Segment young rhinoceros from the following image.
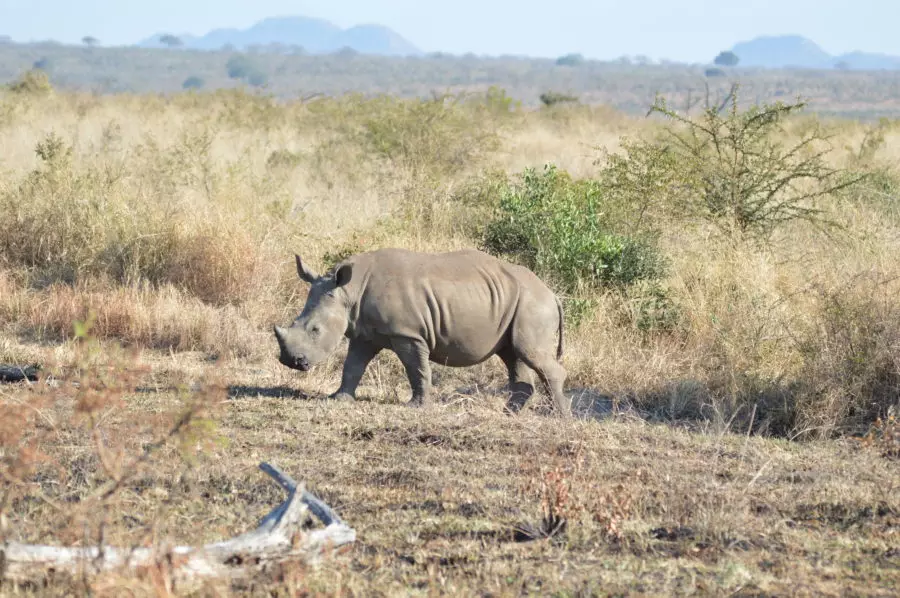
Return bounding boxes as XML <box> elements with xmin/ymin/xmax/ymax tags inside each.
<box><xmin>273</xmin><ymin>248</ymin><xmax>570</xmax><ymax>417</ymax></box>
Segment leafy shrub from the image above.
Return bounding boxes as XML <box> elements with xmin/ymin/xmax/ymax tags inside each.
<box><xmin>7</xmin><ymin>69</ymin><xmax>54</xmax><ymax>95</ymax></box>
<box><xmin>266</xmin><ymin>148</ymin><xmax>303</xmax><ymax>170</ymax></box>
<box><xmin>359</xmin><ymin>94</ymin><xmax>503</xmax><ymax>178</ymax></box>
<box><xmin>555</xmin><ymin>53</ymin><xmax>585</xmax><ymax>67</ymax></box>
<box><xmin>226</xmin><ymin>54</ymin><xmax>268</xmax><ymax>86</ymax></box>
<box><xmin>481</xmin><ymin>86</ymin><xmax>521</xmax><ymax>116</ymax></box>
<box><xmin>540</xmin><ymin>92</ymin><xmax>579</xmax><ymax>107</ymax></box>
<box><xmin>705</xmin><ymin>68</ymin><xmax>726</xmax><ymax>78</ymax></box>
<box><xmin>623</xmin><ymin>281</ymin><xmax>681</xmax><ymax>333</ymax></box>
<box><xmin>481</xmin><ymin>164</ymin><xmax>666</xmax><ymax>294</ymax></box>
<box><xmin>246</xmin><ymin>70</ymin><xmax>269</xmax><ymax>88</ymax></box>
<box><xmin>32</xmin><ymin>57</ymin><xmax>53</xmax><ymax>72</ymax></box>
<box><xmin>226</xmin><ymin>55</ymin><xmax>254</xmax><ymax>79</ymax></box>
<box><xmin>713</xmin><ymin>51</ymin><xmax>740</xmax><ymax>67</ymax></box>
<box><xmin>597</xmin><ymin>138</ymin><xmax>683</xmax><ymax>231</ymax></box>
<box><xmin>182</xmin><ymin>76</ymin><xmax>205</xmax><ymax>90</ymax></box>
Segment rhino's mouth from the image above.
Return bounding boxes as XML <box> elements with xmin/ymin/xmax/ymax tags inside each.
<box><xmin>278</xmin><ymin>353</ymin><xmax>311</xmax><ymax>372</ymax></box>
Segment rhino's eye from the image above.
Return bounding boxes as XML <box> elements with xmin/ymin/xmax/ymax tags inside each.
<box><xmin>310</xmin><ymin>325</ymin><xmax>320</xmax><ymax>336</ymax></box>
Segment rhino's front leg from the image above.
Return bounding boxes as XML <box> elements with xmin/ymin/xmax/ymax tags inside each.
<box><xmin>330</xmin><ymin>339</ymin><xmax>381</xmax><ymax>402</ymax></box>
<box><xmin>391</xmin><ymin>338</ymin><xmax>432</xmax><ymax>407</ymax></box>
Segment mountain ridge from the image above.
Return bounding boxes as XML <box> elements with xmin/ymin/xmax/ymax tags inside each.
<box><xmin>729</xmin><ymin>35</ymin><xmax>900</xmax><ymax>70</ymax></box>
<box><xmin>137</xmin><ymin>15</ymin><xmax>421</xmax><ymax>56</ymax></box>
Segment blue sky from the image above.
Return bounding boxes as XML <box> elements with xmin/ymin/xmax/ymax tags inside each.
<box><xmin>0</xmin><ymin>1</ymin><xmax>895</xmax><ymax>62</ymax></box>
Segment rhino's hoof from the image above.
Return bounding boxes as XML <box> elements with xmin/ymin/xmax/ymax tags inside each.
<box><xmin>503</xmin><ymin>404</ymin><xmax>523</xmax><ymax>417</ymax></box>
<box><xmin>329</xmin><ymin>392</ymin><xmax>355</xmax><ymax>403</ymax></box>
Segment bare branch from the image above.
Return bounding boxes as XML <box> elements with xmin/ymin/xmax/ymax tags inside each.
<box><xmin>0</xmin><ymin>463</ymin><xmax>356</xmax><ymax>586</ymax></box>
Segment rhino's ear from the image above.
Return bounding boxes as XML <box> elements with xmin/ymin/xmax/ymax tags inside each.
<box><xmin>334</xmin><ymin>264</ymin><xmax>353</xmax><ymax>288</ymax></box>
<box><xmin>295</xmin><ymin>254</ymin><xmax>319</xmax><ymax>284</ymax></box>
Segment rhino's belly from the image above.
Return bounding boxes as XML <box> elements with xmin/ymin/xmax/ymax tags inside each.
<box><xmin>428</xmin><ymin>337</ymin><xmax>505</xmax><ymax>367</ymax></box>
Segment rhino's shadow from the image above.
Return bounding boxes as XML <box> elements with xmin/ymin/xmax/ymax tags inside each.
<box><xmin>227</xmin><ymin>385</ymin><xmax>311</xmax><ymax>401</ymax></box>
<box><xmin>567</xmin><ymin>387</ymin><xmax>616</xmax><ymax>420</ymax></box>
<box><xmin>449</xmin><ymin>384</ymin><xmax>615</xmax><ymax>421</ymax></box>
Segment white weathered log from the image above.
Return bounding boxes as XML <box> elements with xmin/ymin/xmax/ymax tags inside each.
<box><xmin>0</xmin><ymin>462</ymin><xmax>356</xmax><ymax>584</ymax></box>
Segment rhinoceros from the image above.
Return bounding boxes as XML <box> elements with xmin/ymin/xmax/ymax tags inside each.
<box><xmin>273</xmin><ymin>248</ymin><xmax>570</xmax><ymax>417</ymax></box>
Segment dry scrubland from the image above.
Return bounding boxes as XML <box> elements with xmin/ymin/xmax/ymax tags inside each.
<box><xmin>6</xmin><ymin>42</ymin><xmax>900</xmax><ymax>119</ymax></box>
<box><xmin>0</xmin><ymin>78</ymin><xmax>898</xmax><ymax>596</ymax></box>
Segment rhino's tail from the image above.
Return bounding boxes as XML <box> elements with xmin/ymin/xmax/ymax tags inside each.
<box><xmin>556</xmin><ymin>297</ymin><xmax>565</xmax><ymax>361</ymax></box>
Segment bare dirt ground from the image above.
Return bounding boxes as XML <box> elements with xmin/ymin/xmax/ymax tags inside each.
<box><xmin>2</xmin><ymin>346</ymin><xmax>897</xmax><ymax>597</ymax></box>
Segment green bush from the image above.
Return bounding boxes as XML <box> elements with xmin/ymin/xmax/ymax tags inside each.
<box><xmin>182</xmin><ymin>76</ymin><xmax>205</xmax><ymax>90</ymax></box>
<box><xmin>555</xmin><ymin>53</ymin><xmax>585</xmax><ymax>67</ymax></box>
<box><xmin>246</xmin><ymin>70</ymin><xmax>269</xmax><ymax>88</ymax></box>
<box><xmin>32</xmin><ymin>57</ymin><xmax>53</xmax><ymax>72</ymax></box>
<box><xmin>7</xmin><ymin>69</ymin><xmax>54</xmax><ymax>95</ymax></box>
<box><xmin>713</xmin><ymin>51</ymin><xmax>740</xmax><ymax>67</ymax></box>
<box><xmin>622</xmin><ymin>281</ymin><xmax>681</xmax><ymax>333</ymax></box>
<box><xmin>481</xmin><ymin>164</ymin><xmax>666</xmax><ymax>294</ymax></box>
<box><xmin>539</xmin><ymin>91</ymin><xmax>579</xmax><ymax>107</ymax></box>
<box><xmin>225</xmin><ymin>55</ymin><xmax>267</xmax><ymax>86</ymax></box>
<box><xmin>225</xmin><ymin>55</ymin><xmax>254</xmax><ymax>79</ymax></box>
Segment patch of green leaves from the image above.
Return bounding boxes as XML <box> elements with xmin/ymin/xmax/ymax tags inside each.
<box><xmin>482</xmin><ymin>164</ymin><xmax>666</xmax><ymax>294</ymax></box>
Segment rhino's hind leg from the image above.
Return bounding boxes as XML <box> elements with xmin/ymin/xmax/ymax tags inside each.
<box><xmin>514</xmin><ymin>353</ymin><xmax>569</xmax><ymax>418</ymax></box>
<box><xmin>330</xmin><ymin>340</ymin><xmax>381</xmax><ymax>402</ymax></box>
<box><xmin>510</xmin><ymin>309</ymin><xmax>571</xmax><ymax>418</ymax></box>
<box><xmin>498</xmin><ymin>348</ymin><xmax>534</xmax><ymax>414</ymax></box>
<box><xmin>391</xmin><ymin>338</ymin><xmax>433</xmax><ymax>407</ymax></box>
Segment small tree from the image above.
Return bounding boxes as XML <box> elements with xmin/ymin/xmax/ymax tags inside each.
<box><xmin>32</xmin><ymin>57</ymin><xmax>53</xmax><ymax>71</ymax></box>
<box><xmin>182</xmin><ymin>75</ymin><xmax>205</xmax><ymax>90</ymax></box>
<box><xmin>159</xmin><ymin>34</ymin><xmax>183</xmax><ymax>48</ymax></box>
<box><xmin>335</xmin><ymin>46</ymin><xmax>358</xmax><ymax>57</ymax></box>
<box><xmin>555</xmin><ymin>53</ymin><xmax>584</xmax><ymax>67</ymax></box>
<box><xmin>540</xmin><ymin>91</ymin><xmax>579</xmax><ymax>107</ymax></box>
<box><xmin>638</xmin><ymin>87</ymin><xmax>865</xmax><ymax>240</ymax></box>
<box><xmin>7</xmin><ymin>69</ymin><xmax>54</xmax><ymax>95</ymax></box>
<box><xmin>226</xmin><ymin>55</ymin><xmax>255</xmax><ymax>79</ymax></box>
<box><xmin>82</xmin><ymin>36</ymin><xmax>98</xmax><ymax>47</ymax></box>
<box><xmin>246</xmin><ymin>69</ymin><xmax>268</xmax><ymax>88</ymax></box>
<box><xmin>714</xmin><ymin>50</ymin><xmax>740</xmax><ymax>67</ymax></box>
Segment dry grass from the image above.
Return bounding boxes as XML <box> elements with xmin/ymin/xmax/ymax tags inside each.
<box><xmin>1</xmin><ymin>359</ymin><xmax>897</xmax><ymax>596</ymax></box>
<box><xmin>1</xmin><ymin>87</ymin><xmax>899</xmax><ymax>595</ymax></box>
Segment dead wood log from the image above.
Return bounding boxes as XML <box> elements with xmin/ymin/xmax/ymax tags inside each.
<box><xmin>0</xmin><ymin>463</ymin><xmax>355</xmax><ymax>585</ymax></box>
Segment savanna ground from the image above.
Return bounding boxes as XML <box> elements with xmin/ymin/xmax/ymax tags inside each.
<box><xmin>0</xmin><ymin>72</ymin><xmax>898</xmax><ymax>596</ymax></box>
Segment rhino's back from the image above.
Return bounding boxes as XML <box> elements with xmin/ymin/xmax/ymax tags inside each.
<box><xmin>350</xmin><ymin>249</ymin><xmax>547</xmax><ymax>365</ymax></box>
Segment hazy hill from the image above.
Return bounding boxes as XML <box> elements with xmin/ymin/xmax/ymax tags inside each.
<box><xmin>730</xmin><ymin>35</ymin><xmax>900</xmax><ymax>70</ymax></box>
<box><xmin>138</xmin><ymin>16</ymin><xmax>421</xmax><ymax>56</ymax></box>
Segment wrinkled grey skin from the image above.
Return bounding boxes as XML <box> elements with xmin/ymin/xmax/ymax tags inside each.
<box><xmin>274</xmin><ymin>248</ymin><xmax>570</xmax><ymax>417</ymax></box>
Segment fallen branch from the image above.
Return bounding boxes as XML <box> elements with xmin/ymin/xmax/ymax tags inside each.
<box><xmin>0</xmin><ymin>462</ymin><xmax>355</xmax><ymax>585</ymax></box>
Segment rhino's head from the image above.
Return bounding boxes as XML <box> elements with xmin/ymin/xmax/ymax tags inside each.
<box><xmin>274</xmin><ymin>254</ymin><xmax>353</xmax><ymax>372</ymax></box>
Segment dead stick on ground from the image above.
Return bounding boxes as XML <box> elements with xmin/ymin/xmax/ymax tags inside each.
<box><xmin>0</xmin><ymin>462</ymin><xmax>356</xmax><ymax>585</ymax></box>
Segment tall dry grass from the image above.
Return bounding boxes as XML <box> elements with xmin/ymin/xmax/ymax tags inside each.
<box><xmin>0</xmin><ymin>83</ymin><xmax>898</xmax><ymax>440</ymax></box>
